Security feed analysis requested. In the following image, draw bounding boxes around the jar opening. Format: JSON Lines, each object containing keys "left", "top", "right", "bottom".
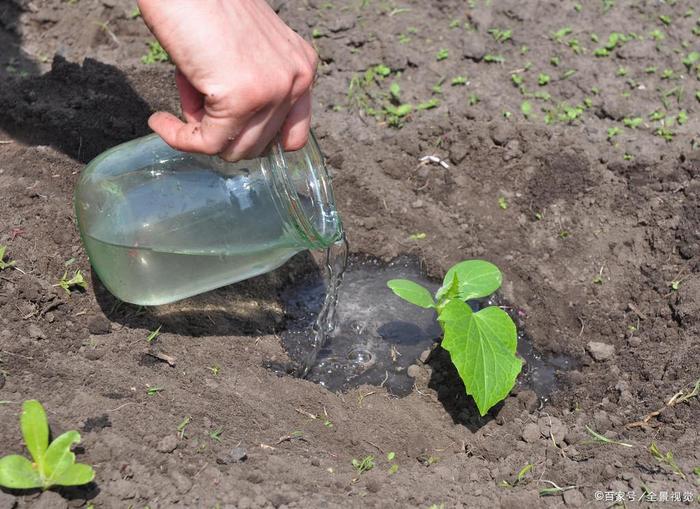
{"left": 267, "top": 132, "right": 343, "bottom": 248}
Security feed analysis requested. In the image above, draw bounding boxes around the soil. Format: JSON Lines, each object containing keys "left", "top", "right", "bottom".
{"left": 1, "top": 0, "right": 699, "bottom": 508}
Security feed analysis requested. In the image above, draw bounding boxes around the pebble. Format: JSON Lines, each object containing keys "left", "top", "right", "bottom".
{"left": 586, "top": 341, "right": 615, "bottom": 361}
{"left": 156, "top": 434, "right": 179, "bottom": 453}
{"left": 418, "top": 349, "right": 432, "bottom": 364}
{"left": 406, "top": 364, "right": 421, "bottom": 378}
{"left": 462, "top": 33, "right": 487, "bottom": 61}
{"left": 87, "top": 315, "right": 111, "bottom": 335}
{"left": 217, "top": 446, "right": 248, "bottom": 465}
{"left": 28, "top": 324, "right": 46, "bottom": 340}
{"left": 520, "top": 422, "right": 540, "bottom": 443}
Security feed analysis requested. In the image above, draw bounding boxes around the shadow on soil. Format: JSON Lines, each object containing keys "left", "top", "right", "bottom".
{"left": 0, "top": 54, "right": 152, "bottom": 163}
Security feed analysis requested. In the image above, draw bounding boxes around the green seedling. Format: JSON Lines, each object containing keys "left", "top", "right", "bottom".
{"left": 311, "top": 28, "right": 324, "bottom": 39}
{"left": 520, "top": 45, "right": 529, "bottom": 54}
{"left": 683, "top": 51, "right": 700, "bottom": 70}
{"left": 645, "top": 66, "right": 657, "bottom": 74}
{"left": 483, "top": 54, "right": 505, "bottom": 63}
{"left": 177, "top": 416, "right": 191, "bottom": 439}
{"left": 650, "top": 29, "right": 665, "bottom": 41}
{"left": 388, "top": 260, "right": 521, "bottom": 416}
{"left": 661, "top": 69, "right": 674, "bottom": 80}
{"left": 55, "top": 270, "right": 87, "bottom": 293}
{"left": 409, "top": 232, "right": 426, "bottom": 240}
{"left": 584, "top": 426, "right": 633, "bottom": 447}
{"left": 658, "top": 15, "right": 671, "bottom": 26}
{"left": 649, "top": 442, "right": 685, "bottom": 479}
{"left": 0, "top": 400, "right": 95, "bottom": 490}
{"left": 499, "top": 463, "right": 533, "bottom": 487}
{"left": 146, "top": 325, "right": 161, "bottom": 343}
{"left": 623, "top": 117, "right": 643, "bottom": 129}
{"left": 209, "top": 364, "right": 221, "bottom": 376}
{"left": 129, "top": 6, "right": 141, "bottom": 18}
{"left": 209, "top": 428, "right": 223, "bottom": 442}
{"left": 488, "top": 28, "right": 512, "bottom": 43}
{"left": 498, "top": 197, "right": 508, "bottom": 210}
{"left": 552, "top": 27, "right": 572, "bottom": 43}
{"left": 417, "top": 98, "right": 440, "bottom": 110}
{"left": 147, "top": 386, "right": 163, "bottom": 396}
{"left": 607, "top": 126, "right": 621, "bottom": 139}
{"left": 521, "top": 100, "right": 533, "bottom": 119}
{"left": 142, "top": 40, "right": 169, "bottom": 64}
{"left": 451, "top": 76, "right": 467, "bottom": 86}
{"left": 351, "top": 455, "right": 374, "bottom": 474}
{"left": 616, "top": 67, "right": 627, "bottom": 77}
{"left": 696, "top": 90, "right": 700, "bottom": 102}
{"left": 568, "top": 39, "right": 583, "bottom": 54}
{"left": 511, "top": 74, "right": 524, "bottom": 87}
{"left": 432, "top": 77, "right": 445, "bottom": 94}
{"left": 389, "top": 82, "right": 401, "bottom": 101}
{"left": 468, "top": 93, "right": 480, "bottom": 106}
{"left": 602, "top": 0, "right": 614, "bottom": 12}
{"left": 0, "top": 245, "right": 16, "bottom": 270}
{"left": 656, "top": 126, "right": 674, "bottom": 142}
{"left": 538, "top": 73, "right": 550, "bottom": 86}
{"left": 436, "top": 48, "right": 449, "bottom": 61}
{"left": 677, "top": 110, "right": 688, "bottom": 125}
{"left": 550, "top": 56, "right": 560, "bottom": 67}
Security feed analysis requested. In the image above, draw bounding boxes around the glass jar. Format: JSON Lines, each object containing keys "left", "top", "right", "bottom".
{"left": 74, "top": 132, "right": 343, "bottom": 306}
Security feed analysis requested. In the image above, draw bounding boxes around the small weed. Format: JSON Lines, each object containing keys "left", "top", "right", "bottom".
{"left": 561, "top": 69, "right": 576, "bottom": 79}
{"left": 141, "top": 41, "right": 169, "bottom": 64}
{"left": 209, "top": 428, "right": 223, "bottom": 442}
{"left": 0, "top": 245, "right": 15, "bottom": 270}
{"left": 436, "top": 48, "right": 449, "bottom": 61}
{"left": 616, "top": 67, "right": 627, "bottom": 77}
{"left": 500, "top": 463, "right": 533, "bottom": 487}
{"left": 521, "top": 100, "right": 533, "bottom": 119}
{"left": 488, "top": 28, "right": 512, "bottom": 43}
{"left": 683, "top": 51, "right": 700, "bottom": 70}
{"left": 55, "top": 270, "right": 88, "bottom": 293}
{"left": 147, "top": 386, "right": 164, "bottom": 396}
{"left": 585, "top": 426, "right": 633, "bottom": 447}
{"left": 177, "top": 416, "right": 191, "bottom": 439}
{"left": 550, "top": 56, "right": 560, "bottom": 67}
{"left": 409, "top": 232, "right": 426, "bottom": 240}
{"left": 661, "top": 68, "right": 674, "bottom": 80}
{"left": 311, "top": 28, "right": 324, "bottom": 39}
{"left": 351, "top": 455, "right": 374, "bottom": 474}
{"left": 649, "top": 442, "right": 686, "bottom": 479}
{"left": 498, "top": 196, "right": 508, "bottom": 210}
{"left": 552, "top": 27, "right": 572, "bottom": 43}
{"left": 389, "top": 82, "right": 401, "bottom": 101}
{"left": 129, "top": 6, "right": 141, "bottom": 18}
{"left": 645, "top": 66, "right": 657, "bottom": 74}
{"left": 483, "top": 54, "right": 505, "bottom": 64}
{"left": 658, "top": 14, "right": 671, "bottom": 26}
{"left": 677, "top": 110, "right": 688, "bottom": 125}
{"left": 417, "top": 98, "right": 440, "bottom": 110}
{"left": 538, "top": 73, "right": 550, "bottom": 86}
{"left": 209, "top": 365, "right": 221, "bottom": 376}
{"left": 468, "top": 93, "right": 480, "bottom": 106}
{"left": 607, "top": 126, "right": 621, "bottom": 140}
{"left": 451, "top": 76, "right": 467, "bottom": 86}
{"left": 623, "top": 117, "right": 643, "bottom": 128}
{"left": 146, "top": 325, "right": 162, "bottom": 343}
{"left": 511, "top": 74, "right": 524, "bottom": 87}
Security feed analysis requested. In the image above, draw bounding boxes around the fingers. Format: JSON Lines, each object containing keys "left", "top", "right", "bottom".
{"left": 148, "top": 111, "right": 243, "bottom": 156}
{"left": 280, "top": 89, "right": 312, "bottom": 151}
{"left": 175, "top": 68, "right": 204, "bottom": 123}
{"left": 217, "top": 102, "right": 290, "bottom": 161}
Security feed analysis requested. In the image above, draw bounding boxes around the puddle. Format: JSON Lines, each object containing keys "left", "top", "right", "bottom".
{"left": 279, "top": 255, "right": 573, "bottom": 399}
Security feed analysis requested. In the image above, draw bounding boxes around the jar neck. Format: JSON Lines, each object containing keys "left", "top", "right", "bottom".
{"left": 263, "top": 132, "right": 343, "bottom": 250}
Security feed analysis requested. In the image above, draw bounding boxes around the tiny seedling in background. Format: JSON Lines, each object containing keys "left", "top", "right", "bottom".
{"left": 388, "top": 260, "right": 522, "bottom": 415}
{"left": 209, "top": 365, "right": 221, "bottom": 376}
{"left": 177, "top": 416, "right": 191, "bottom": 439}
{"left": 0, "top": 245, "right": 15, "bottom": 270}
{"left": 521, "top": 100, "right": 533, "bottom": 119}
{"left": 538, "top": 73, "right": 550, "bottom": 86}
{"left": 146, "top": 325, "right": 162, "bottom": 343}
{"left": 209, "top": 428, "right": 223, "bottom": 442}
{"left": 484, "top": 54, "right": 505, "bottom": 64}
{"left": 436, "top": 48, "right": 449, "bottom": 61}
{"left": 351, "top": 455, "right": 374, "bottom": 474}
{"left": 409, "top": 232, "right": 426, "bottom": 240}
{"left": 55, "top": 270, "right": 88, "bottom": 293}
{"left": 607, "top": 127, "right": 621, "bottom": 140}
{"left": 451, "top": 76, "right": 467, "bottom": 86}
{"left": 129, "top": 6, "right": 140, "bottom": 18}
{"left": 649, "top": 442, "right": 686, "bottom": 479}
{"left": 142, "top": 41, "right": 169, "bottom": 64}
{"left": 0, "top": 400, "right": 95, "bottom": 490}
{"left": 498, "top": 196, "right": 508, "bottom": 210}
{"left": 147, "top": 386, "right": 164, "bottom": 396}
{"left": 389, "top": 82, "right": 401, "bottom": 101}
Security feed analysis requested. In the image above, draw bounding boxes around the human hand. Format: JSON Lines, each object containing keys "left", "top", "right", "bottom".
{"left": 137, "top": 0, "right": 318, "bottom": 161}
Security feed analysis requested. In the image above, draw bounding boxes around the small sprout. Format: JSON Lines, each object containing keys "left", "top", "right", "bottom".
{"left": 677, "top": 110, "right": 688, "bottom": 125}
{"left": 417, "top": 98, "right": 440, "bottom": 110}
{"left": 550, "top": 56, "right": 560, "bottom": 67}
{"left": 129, "top": 6, "right": 141, "bottom": 18}
{"left": 503, "top": 111, "right": 512, "bottom": 119}
{"left": 0, "top": 400, "right": 95, "bottom": 490}
{"left": 511, "top": 74, "right": 524, "bottom": 87}
{"left": 409, "top": 232, "right": 426, "bottom": 240}
{"left": 559, "top": 230, "right": 571, "bottom": 239}
{"left": 658, "top": 14, "right": 671, "bottom": 26}
{"left": 520, "top": 45, "right": 529, "bottom": 54}
{"left": 649, "top": 442, "right": 686, "bottom": 479}
{"left": 696, "top": 90, "right": 700, "bottom": 102}
{"left": 177, "top": 416, "right": 191, "bottom": 439}
{"left": 623, "top": 117, "right": 643, "bottom": 129}
{"left": 0, "top": 245, "right": 15, "bottom": 270}
{"left": 645, "top": 66, "right": 657, "bottom": 74}
{"left": 552, "top": 27, "right": 572, "bottom": 42}
{"left": 351, "top": 455, "right": 374, "bottom": 474}
{"left": 498, "top": 197, "right": 508, "bottom": 210}
{"left": 468, "top": 93, "right": 480, "bottom": 106}
{"left": 311, "top": 28, "right": 324, "bottom": 39}
{"left": 521, "top": 100, "right": 533, "bottom": 119}
{"left": 538, "top": 73, "right": 550, "bottom": 86}
{"left": 323, "top": 419, "right": 333, "bottom": 428}
{"left": 656, "top": 126, "right": 674, "bottom": 142}
{"left": 142, "top": 41, "right": 169, "bottom": 64}
{"left": 649, "top": 110, "right": 664, "bottom": 121}
{"left": 436, "top": 48, "right": 449, "bottom": 61}
{"left": 483, "top": 54, "right": 505, "bottom": 63}
{"left": 374, "top": 64, "right": 391, "bottom": 77}
{"left": 55, "top": 270, "right": 88, "bottom": 294}
{"left": 146, "top": 325, "right": 162, "bottom": 343}
{"left": 534, "top": 212, "right": 543, "bottom": 221}
{"left": 683, "top": 51, "right": 700, "bottom": 70}
{"left": 574, "top": 3, "right": 582, "bottom": 12}
{"left": 209, "top": 428, "right": 223, "bottom": 442}
{"left": 624, "top": 153, "right": 634, "bottom": 161}
{"left": 616, "top": 67, "right": 627, "bottom": 77}
{"left": 449, "top": 19, "right": 461, "bottom": 29}
{"left": 432, "top": 78, "right": 444, "bottom": 94}
{"left": 607, "top": 126, "right": 621, "bottom": 140}
{"left": 209, "top": 365, "right": 221, "bottom": 376}
{"left": 568, "top": 39, "right": 583, "bottom": 54}
{"left": 561, "top": 69, "right": 576, "bottom": 79}
{"left": 602, "top": 0, "right": 614, "bottom": 12}
{"left": 661, "top": 69, "right": 674, "bottom": 80}
{"left": 650, "top": 29, "right": 665, "bottom": 41}
{"left": 389, "top": 82, "right": 401, "bottom": 100}
{"left": 488, "top": 28, "right": 512, "bottom": 43}
{"left": 451, "top": 76, "right": 467, "bottom": 86}
{"left": 388, "top": 463, "right": 399, "bottom": 474}
{"left": 147, "top": 386, "right": 164, "bottom": 396}
{"left": 387, "top": 452, "right": 396, "bottom": 461}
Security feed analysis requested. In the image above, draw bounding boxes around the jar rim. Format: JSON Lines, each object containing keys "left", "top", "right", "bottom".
{"left": 265, "top": 131, "right": 343, "bottom": 249}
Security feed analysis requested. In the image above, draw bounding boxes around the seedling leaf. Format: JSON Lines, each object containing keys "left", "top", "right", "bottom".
{"left": 50, "top": 464, "right": 95, "bottom": 487}
{"left": 439, "top": 301, "right": 522, "bottom": 415}
{"left": 441, "top": 260, "right": 502, "bottom": 300}
{"left": 387, "top": 280, "right": 435, "bottom": 308}
{"left": 44, "top": 431, "right": 80, "bottom": 479}
{"left": 21, "top": 400, "right": 48, "bottom": 469}
{"left": 0, "top": 455, "right": 42, "bottom": 489}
